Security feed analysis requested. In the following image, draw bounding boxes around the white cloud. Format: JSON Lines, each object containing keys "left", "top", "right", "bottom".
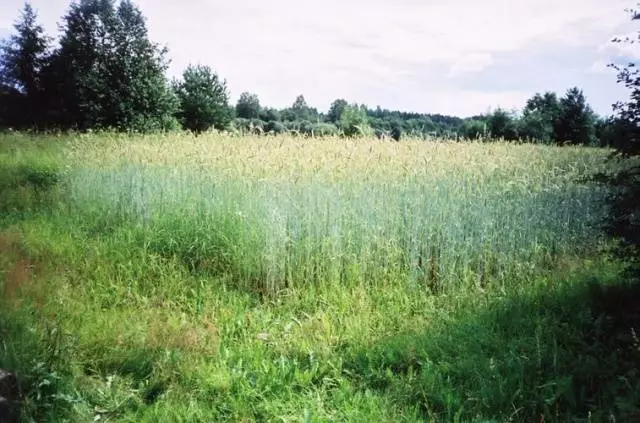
{"left": 449, "top": 53, "right": 494, "bottom": 77}
{"left": 589, "top": 60, "right": 613, "bottom": 74}
{"left": 403, "top": 89, "right": 530, "bottom": 118}
{"left": 0, "top": 0, "right": 634, "bottom": 116}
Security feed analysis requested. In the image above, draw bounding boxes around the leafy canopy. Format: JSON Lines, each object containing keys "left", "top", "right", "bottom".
{"left": 174, "top": 64, "right": 231, "bottom": 134}
{"left": 236, "top": 92, "right": 261, "bottom": 119}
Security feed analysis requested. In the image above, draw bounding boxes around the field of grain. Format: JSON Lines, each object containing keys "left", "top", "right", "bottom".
{"left": 1, "top": 132, "right": 637, "bottom": 422}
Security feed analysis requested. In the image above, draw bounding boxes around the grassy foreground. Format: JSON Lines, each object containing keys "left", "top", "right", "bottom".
{"left": 1, "top": 132, "right": 639, "bottom": 422}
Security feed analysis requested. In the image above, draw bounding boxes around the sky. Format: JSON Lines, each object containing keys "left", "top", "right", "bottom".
{"left": 0, "top": 0, "right": 638, "bottom": 118}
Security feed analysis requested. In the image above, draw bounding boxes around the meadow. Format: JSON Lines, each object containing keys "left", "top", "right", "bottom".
{"left": 1, "top": 132, "right": 638, "bottom": 422}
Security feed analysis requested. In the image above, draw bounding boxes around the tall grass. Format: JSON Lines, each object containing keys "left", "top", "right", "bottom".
{"left": 61, "top": 134, "right": 610, "bottom": 294}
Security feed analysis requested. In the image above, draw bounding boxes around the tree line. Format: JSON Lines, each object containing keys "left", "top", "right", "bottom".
{"left": 0, "top": 0, "right": 633, "bottom": 147}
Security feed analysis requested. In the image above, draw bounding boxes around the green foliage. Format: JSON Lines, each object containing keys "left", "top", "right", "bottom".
{"left": 0, "top": 308, "right": 77, "bottom": 421}
{"left": 236, "top": 92, "right": 261, "bottom": 119}
{"left": 284, "top": 119, "right": 314, "bottom": 135}
{"left": 459, "top": 91, "right": 601, "bottom": 145}
{"left": 0, "top": 3, "right": 49, "bottom": 94}
{"left": 520, "top": 92, "right": 561, "bottom": 143}
{"left": 389, "top": 119, "right": 402, "bottom": 141}
{"left": 604, "top": 9, "right": 640, "bottom": 266}
{"left": 327, "top": 98, "right": 348, "bottom": 124}
{"left": 282, "top": 95, "right": 318, "bottom": 122}
{"left": 339, "top": 104, "right": 372, "bottom": 137}
{"left": 311, "top": 122, "right": 339, "bottom": 137}
{"left": 596, "top": 117, "right": 633, "bottom": 149}
{"left": 0, "top": 3, "right": 50, "bottom": 128}
{"left": 345, "top": 271, "right": 640, "bottom": 421}
{"left": 487, "top": 108, "right": 519, "bottom": 140}
{"left": 265, "top": 120, "right": 286, "bottom": 134}
{"left": 233, "top": 118, "right": 267, "bottom": 134}
{"left": 612, "top": 14, "right": 640, "bottom": 156}
{"left": 461, "top": 119, "right": 486, "bottom": 139}
{"left": 174, "top": 65, "right": 231, "bottom": 133}
{"left": 48, "top": 0, "right": 177, "bottom": 131}
{"left": 292, "top": 95, "right": 308, "bottom": 114}
{"left": 52, "top": 0, "right": 115, "bottom": 128}
{"left": 367, "top": 106, "right": 454, "bottom": 139}
{"left": 0, "top": 0, "right": 177, "bottom": 132}
{"left": 259, "top": 107, "right": 281, "bottom": 122}
{"left": 519, "top": 110, "right": 554, "bottom": 142}
{"left": 556, "top": 87, "right": 597, "bottom": 145}
{"left": 457, "top": 90, "right": 602, "bottom": 144}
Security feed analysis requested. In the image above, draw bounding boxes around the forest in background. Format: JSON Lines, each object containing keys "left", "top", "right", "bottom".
{"left": 0, "top": 0, "right": 632, "bottom": 147}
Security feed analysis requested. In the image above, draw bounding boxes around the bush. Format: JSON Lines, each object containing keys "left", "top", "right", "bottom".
{"left": 231, "top": 118, "right": 266, "bottom": 134}
{"left": 284, "top": 120, "right": 314, "bottom": 136}
{"left": 311, "top": 122, "right": 339, "bottom": 137}
{"left": 340, "top": 105, "right": 372, "bottom": 137}
{"left": 390, "top": 120, "right": 402, "bottom": 141}
{"left": 259, "top": 108, "right": 281, "bottom": 122}
{"left": 488, "top": 109, "right": 519, "bottom": 140}
{"left": 518, "top": 111, "right": 555, "bottom": 143}
{"left": 461, "top": 119, "right": 487, "bottom": 140}
{"left": 265, "top": 121, "right": 286, "bottom": 134}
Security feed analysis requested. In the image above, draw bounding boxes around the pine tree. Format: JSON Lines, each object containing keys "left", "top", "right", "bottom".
{"left": 556, "top": 87, "right": 596, "bottom": 145}
{"left": 0, "top": 2, "right": 50, "bottom": 128}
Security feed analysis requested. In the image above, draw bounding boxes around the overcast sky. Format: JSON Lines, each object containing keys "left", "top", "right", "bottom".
{"left": 1, "top": 0, "right": 638, "bottom": 117}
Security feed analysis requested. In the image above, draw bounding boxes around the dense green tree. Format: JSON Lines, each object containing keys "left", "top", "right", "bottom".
{"left": 312, "top": 122, "right": 339, "bottom": 137}
{"left": 556, "top": 88, "right": 597, "bottom": 145}
{"left": 53, "top": 0, "right": 117, "bottom": 128}
{"left": 236, "top": 92, "right": 261, "bottom": 119}
{"left": 259, "top": 107, "right": 281, "bottom": 122}
{"left": 0, "top": 3, "right": 50, "bottom": 127}
{"left": 520, "top": 92, "right": 561, "bottom": 142}
{"left": 233, "top": 117, "right": 266, "bottom": 134}
{"left": 106, "top": 0, "right": 178, "bottom": 131}
{"left": 612, "top": 17, "right": 640, "bottom": 156}
{"left": 524, "top": 92, "right": 561, "bottom": 116}
{"left": 327, "top": 99, "right": 348, "bottom": 124}
{"left": 340, "top": 104, "right": 371, "bottom": 137}
{"left": 366, "top": 107, "right": 461, "bottom": 139}
{"left": 390, "top": 119, "right": 402, "bottom": 141}
{"left": 487, "top": 108, "right": 518, "bottom": 140}
{"left": 606, "top": 8, "right": 640, "bottom": 256}
{"left": 287, "top": 94, "right": 317, "bottom": 122}
{"left": 284, "top": 119, "right": 314, "bottom": 135}
{"left": 174, "top": 65, "right": 231, "bottom": 133}
{"left": 461, "top": 119, "right": 487, "bottom": 139}
{"left": 292, "top": 95, "right": 308, "bottom": 111}
{"left": 265, "top": 120, "right": 286, "bottom": 134}
{"left": 49, "top": 0, "right": 176, "bottom": 130}
{"left": 596, "top": 116, "right": 634, "bottom": 150}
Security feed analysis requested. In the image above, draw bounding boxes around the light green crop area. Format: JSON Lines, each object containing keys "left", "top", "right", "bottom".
{"left": 64, "top": 134, "right": 609, "bottom": 294}
{"left": 1, "top": 133, "right": 637, "bottom": 422}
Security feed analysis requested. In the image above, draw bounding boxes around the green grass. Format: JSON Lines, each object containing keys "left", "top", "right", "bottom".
{"left": 1, "top": 132, "right": 638, "bottom": 422}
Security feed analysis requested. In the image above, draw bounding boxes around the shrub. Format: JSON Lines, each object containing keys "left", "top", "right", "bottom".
{"left": 311, "top": 122, "right": 339, "bottom": 137}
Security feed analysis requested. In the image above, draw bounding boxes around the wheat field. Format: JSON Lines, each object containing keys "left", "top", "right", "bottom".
{"left": 62, "top": 133, "right": 609, "bottom": 294}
